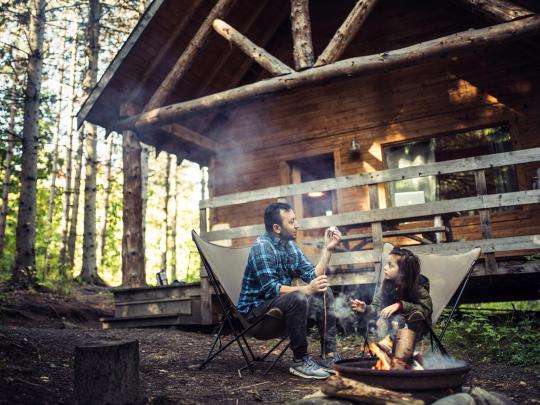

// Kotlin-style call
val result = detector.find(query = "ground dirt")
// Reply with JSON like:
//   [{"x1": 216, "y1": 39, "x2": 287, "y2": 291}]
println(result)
[{"x1": 0, "y1": 286, "x2": 539, "y2": 404}]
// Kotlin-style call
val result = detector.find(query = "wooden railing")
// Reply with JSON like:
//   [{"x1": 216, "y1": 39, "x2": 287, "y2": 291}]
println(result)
[{"x1": 199, "y1": 147, "x2": 540, "y2": 277}]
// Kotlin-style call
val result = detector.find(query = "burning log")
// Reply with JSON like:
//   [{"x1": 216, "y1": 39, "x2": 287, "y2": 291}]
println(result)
[
  {"x1": 368, "y1": 329, "x2": 418, "y2": 370},
  {"x1": 368, "y1": 342, "x2": 392, "y2": 370},
  {"x1": 322, "y1": 375, "x2": 425, "y2": 405}
]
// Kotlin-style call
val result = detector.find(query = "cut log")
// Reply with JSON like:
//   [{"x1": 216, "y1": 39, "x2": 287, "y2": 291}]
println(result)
[
  {"x1": 368, "y1": 342, "x2": 392, "y2": 370},
  {"x1": 113, "y1": 15, "x2": 540, "y2": 131},
  {"x1": 315, "y1": 0, "x2": 380, "y2": 66},
  {"x1": 74, "y1": 340, "x2": 141, "y2": 405},
  {"x1": 394, "y1": 328, "x2": 416, "y2": 364},
  {"x1": 322, "y1": 375, "x2": 425, "y2": 405},
  {"x1": 377, "y1": 334, "x2": 393, "y2": 354},
  {"x1": 290, "y1": 0, "x2": 314, "y2": 70},
  {"x1": 453, "y1": 0, "x2": 534, "y2": 22},
  {"x1": 212, "y1": 19, "x2": 294, "y2": 76}
]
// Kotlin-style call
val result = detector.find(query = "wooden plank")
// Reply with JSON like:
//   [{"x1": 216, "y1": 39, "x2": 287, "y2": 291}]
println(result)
[
  {"x1": 113, "y1": 15, "x2": 540, "y2": 130},
  {"x1": 205, "y1": 189, "x2": 540, "y2": 241},
  {"x1": 309, "y1": 235, "x2": 540, "y2": 267},
  {"x1": 212, "y1": 19, "x2": 294, "y2": 76},
  {"x1": 315, "y1": 0, "x2": 380, "y2": 66},
  {"x1": 201, "y1": 147, "x2": 540, "y2": 209}
]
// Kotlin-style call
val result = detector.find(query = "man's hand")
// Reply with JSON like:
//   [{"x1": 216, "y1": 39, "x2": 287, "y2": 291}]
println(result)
[
  {"x1": 351, "y1": 299, "x2": 367, "y2": 313},
  {"x1": 380, "y1": 303, "x2": 401, "y2": 318},
  {"x1": 324, "y1": 226, "x2": 342, "y2": 251},
  {"x1": 306, "y1": 275, "x2": 328, "y2": 295}
]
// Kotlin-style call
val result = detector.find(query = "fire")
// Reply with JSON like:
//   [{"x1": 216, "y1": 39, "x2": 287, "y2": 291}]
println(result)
[{"x1": 366, "y1": 329, "x2": 425, "y2": 371}]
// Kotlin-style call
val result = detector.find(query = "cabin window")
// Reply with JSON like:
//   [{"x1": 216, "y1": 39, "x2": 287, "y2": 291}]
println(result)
[
  {"x1": 288, "y1": 153, "x2": 336, "y2": 218},
  {"x1": 383, "y1": 125, "x2": 518, "y2": 207}
]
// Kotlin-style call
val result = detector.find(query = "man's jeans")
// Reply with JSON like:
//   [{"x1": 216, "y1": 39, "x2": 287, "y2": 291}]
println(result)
[{"x1": 247, "y1": 289, "x2": 337, "y2": 359}]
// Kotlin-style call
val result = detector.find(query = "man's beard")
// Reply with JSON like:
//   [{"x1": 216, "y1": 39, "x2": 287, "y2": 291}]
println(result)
[{"x1": 279, "y1": 228, "x2": 296, "y2": 241}]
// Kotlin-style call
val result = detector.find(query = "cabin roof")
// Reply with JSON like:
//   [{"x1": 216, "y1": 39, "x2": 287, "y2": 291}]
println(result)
[{"x1": 77, "y1": 0, "x2": 540, "y2": 165}]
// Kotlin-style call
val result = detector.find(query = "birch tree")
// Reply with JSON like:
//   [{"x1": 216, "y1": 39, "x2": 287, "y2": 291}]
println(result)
[{"x1": 12, "y1": 0, "x2": 46, "y2": 288}]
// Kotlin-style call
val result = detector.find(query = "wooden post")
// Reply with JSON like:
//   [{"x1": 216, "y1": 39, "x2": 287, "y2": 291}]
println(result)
[
  {"x1": 212, "y1": 19, "x2": 294, "y2": 76},
  {"x1": 369, "y1": 184, "x2": 383, "y2": 278},
  {"x1": 121, "y1": 103, "x2": 146, "y2": 287},
  {"x1": 290, "y1": 0, "x2": 314, "y2": 70},
  {"x1": 434, "y1": 214, "x2": 443, "y2": 243},
  {"x1": 474, "y1": 170, "x2": 497, "y2": 274},
  {"x1": 291, "y1": 165, "x2": 305, "y2": 246},
  {"x1": 114, "y1": 15, "x2": 540, "y2": 131},
  {"x1": 74, "y1": 340, "x2": 140, "y2": 405},
  {"x1": 315, "y1": 0, "x2": 379, "y2": 66}
]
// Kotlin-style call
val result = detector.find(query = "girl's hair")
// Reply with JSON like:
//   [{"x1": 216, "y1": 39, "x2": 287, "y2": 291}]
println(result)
[{"x1": 388, "y1": 246, "x2": 421, "y2": 303}]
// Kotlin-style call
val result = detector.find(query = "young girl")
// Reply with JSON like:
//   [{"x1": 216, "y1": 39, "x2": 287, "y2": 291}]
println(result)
[{"x1": 351, "y1": 247, "x2": 433, "y2": 340}]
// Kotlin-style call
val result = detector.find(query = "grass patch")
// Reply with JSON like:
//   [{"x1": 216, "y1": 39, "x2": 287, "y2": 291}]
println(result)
[{"x1": 436, "y1": 302, "x2": 540, "y2": 370}]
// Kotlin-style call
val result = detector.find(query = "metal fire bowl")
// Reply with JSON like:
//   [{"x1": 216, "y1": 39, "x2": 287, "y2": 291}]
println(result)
[{"x1": 334, "y1": 358, "x2": 470, "y2": 400}]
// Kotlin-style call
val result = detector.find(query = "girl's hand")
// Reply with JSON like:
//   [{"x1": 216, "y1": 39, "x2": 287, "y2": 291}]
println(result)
[
  {"x1": 380, "y1": 303, "x2": 401, "y2": 318},
  {"x1": 351, "y1": 299, "x2": 367, "y2": 313}
]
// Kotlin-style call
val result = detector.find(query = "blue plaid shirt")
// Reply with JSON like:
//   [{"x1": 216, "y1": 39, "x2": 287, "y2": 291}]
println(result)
[{"x1": 237, "y1": 232, "x2": 316, "y2": 315}]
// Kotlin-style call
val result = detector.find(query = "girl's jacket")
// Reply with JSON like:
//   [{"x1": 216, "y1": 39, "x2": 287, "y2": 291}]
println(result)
[{"x1": 365, "y1": 275, "x2": 433, "y2": 323}]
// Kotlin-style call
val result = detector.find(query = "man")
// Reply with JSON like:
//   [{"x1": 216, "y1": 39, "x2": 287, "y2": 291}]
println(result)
[{"x1": 237, "y1": 202, "x2": 342, "y2": 379}]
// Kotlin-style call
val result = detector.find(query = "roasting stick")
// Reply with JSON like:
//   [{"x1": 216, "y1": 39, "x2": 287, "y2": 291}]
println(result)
[{"x1": 322, "y1": 226, "x2": 337, "y2": 359}]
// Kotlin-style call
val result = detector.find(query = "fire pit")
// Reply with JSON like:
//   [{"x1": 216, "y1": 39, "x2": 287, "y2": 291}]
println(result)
[{"x1": 334, "y1": 357, "x2": 471, "y2": 403}]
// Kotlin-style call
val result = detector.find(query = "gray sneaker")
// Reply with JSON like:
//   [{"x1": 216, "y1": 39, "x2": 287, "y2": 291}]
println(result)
[
  {"x1": 289, "y1": 355, "x2": 331, "y2": 379},
  {"x1": 317, "y1": 352, "x2": 342, "y2": 373}
]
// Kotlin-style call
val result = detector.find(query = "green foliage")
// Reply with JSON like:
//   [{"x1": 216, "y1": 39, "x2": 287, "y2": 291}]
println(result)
[{"x1": 436, "y1": 303, "x2": 540, "y2": 369}]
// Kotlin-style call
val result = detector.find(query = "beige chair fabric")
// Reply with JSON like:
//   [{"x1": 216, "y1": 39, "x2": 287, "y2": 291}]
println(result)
[
  {"x1": 377, "y1": 243, "x2": 481, "y2": 323},
  {"x1": 192, "y1": 231, "x2": 286, "y2": 340},
  {"x1": 193, "y1": 230, "x2": 250, "y2": 305}
]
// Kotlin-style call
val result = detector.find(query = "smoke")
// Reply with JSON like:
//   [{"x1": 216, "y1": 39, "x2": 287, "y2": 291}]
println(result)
[{"x1": 422, "y1": 352, "x2": 467, "y2": 370}]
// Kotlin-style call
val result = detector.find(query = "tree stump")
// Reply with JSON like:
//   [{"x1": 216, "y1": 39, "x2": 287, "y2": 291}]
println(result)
[{"x1": 74, "y1": 340, "x2": 140, "y2": 405}]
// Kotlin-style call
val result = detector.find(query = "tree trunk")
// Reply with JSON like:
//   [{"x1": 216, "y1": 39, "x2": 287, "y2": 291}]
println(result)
[
  {"x1": 122, "y1": 113, "x2": 146, "y2": 287},
  {"x1": 12, "y1": 0, "x2": 46, "y2": 288},
  {"x1": 140, "y1": 143, "x2": 150, "y2": 271},
  {"x1": 160, "y1": 154, "x2": 171, "y2": 276},
  {"x1": 44, "y1": 20, "x2": 68, "y2": 272},
  {"x1": 169, "y1": 157, "x2": 178, "y2": 281},
  {"x1": 80, "y1": 0, "x2": 102, "y2": 284},
  {"x1": 67, "y1": 131, "x2": 84, "y2": 271},
  {"x1": 99, "y1": 136, "x2": 115, "y2": 268},
  {"x1": 0, "y1": 77, "x2": 18, "y2": 256},
  {"x1": 74, "y1": 340, "x2": 140, "y2": 405},
  {"x1": 59, "y1": 28, "x2": 79, "y2": 277}
]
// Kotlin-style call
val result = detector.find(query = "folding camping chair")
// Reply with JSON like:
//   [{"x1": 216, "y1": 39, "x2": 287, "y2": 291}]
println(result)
[
  {"x1": 192, "y1": 231, "x2": 290, "y2": 375},
  {"x1": 364, "y1": 243, "x2": 481, "y2": 356}
]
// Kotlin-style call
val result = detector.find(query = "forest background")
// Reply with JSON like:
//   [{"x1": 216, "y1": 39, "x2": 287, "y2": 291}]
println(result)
[{"x1": 0, "y1": 0, "x2": 202, "y2": 290}]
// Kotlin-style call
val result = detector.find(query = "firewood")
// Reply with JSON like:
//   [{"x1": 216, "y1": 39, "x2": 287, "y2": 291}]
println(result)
[
  {"x1": 369, "y1": 342, "x2": 392, "y2": 370},
  {"x1": 394, "y1": 328, "x2": 416, "y2": 363},
  {"x1": 377, "y1": 335, "x2": 394, "y2": 354},
  {"x1": 322, "y1": 375, "x2": 425, "y2": 405}
]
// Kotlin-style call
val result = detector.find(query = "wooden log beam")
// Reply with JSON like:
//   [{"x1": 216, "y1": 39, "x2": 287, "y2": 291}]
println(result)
[
  {"x1": 212, "y1": 19, "x2": 294, "y2": 76},
  {"x1": 290, "y1": 0, "x2": 314, "y2": 70},
  {"x1": 161, "y1": 123, "x2": 218, "y2": 152},
  {"x1": 453, "y1": 0, "x2": 535, "y2": 22},
  {"x1": 315, "y1": 0, "x2": 380, "y2": 67},
  {"x1": 143, "y1": 0, "x2": 237, "y2": 112},
  {"x1": 113, "y1": 15, "x2": 540, "y2": 132},
  {"x1": 123, "y1": 0, "x2": 204, "y2": 106}
]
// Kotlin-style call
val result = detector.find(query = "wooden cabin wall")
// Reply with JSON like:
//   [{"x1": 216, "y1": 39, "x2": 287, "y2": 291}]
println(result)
[{"x1": 205, "y1": 4, "x2": 540, "y2": 252}]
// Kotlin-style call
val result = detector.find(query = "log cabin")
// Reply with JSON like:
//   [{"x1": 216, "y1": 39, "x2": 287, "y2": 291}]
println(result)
[{"x1": 77, "y1": 0, "x2": 540, "y2": 327}]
